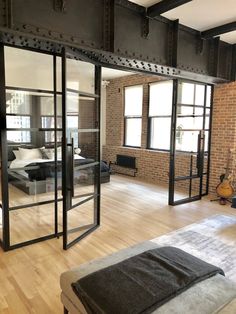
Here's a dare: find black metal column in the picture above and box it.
[61,47,68,250]
[94,65,101,226]
[168,79,178,205]
[53,54,59,237]
[0,44,10,250]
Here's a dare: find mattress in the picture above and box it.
[9,154,85,179]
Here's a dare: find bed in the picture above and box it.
[60,241,236,314]
[7,146,110,195]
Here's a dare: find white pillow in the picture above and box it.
[44,147,62,159]
[75,147,81,155]
[19,147,42,160]
[13,150,21,159]
[43,148,54,159]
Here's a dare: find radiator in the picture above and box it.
[116,155,136,169]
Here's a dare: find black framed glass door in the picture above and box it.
[169,80,212,205]
[62,48,101,249]
[0,44,62,250]
[0,44,101,251]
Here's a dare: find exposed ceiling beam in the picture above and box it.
[147,0,192,18]
[201,21,236,39]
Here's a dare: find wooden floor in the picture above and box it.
[1,175,236,313]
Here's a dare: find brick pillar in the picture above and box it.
[209,82,236,195]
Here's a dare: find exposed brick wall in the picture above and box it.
[79,99,98,159]
[209,82,236,194]
[103,74,170,186]
[103,145,170,184]
[102,74,236,197]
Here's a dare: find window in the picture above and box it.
[148,81,173,150]
[124,85,143,147]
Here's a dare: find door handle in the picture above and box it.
[197,131,204,176]
[63,137,74,199]
[70,137,74,198]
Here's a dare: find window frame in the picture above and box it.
[147,80,173,152]
[123,84,143,148]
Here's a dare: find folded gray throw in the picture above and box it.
[72,246,224,314]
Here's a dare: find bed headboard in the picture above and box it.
[7,144,18,161]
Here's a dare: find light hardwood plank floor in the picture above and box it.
[0,174,236,313]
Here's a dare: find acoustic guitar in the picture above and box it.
[216,149,234,199]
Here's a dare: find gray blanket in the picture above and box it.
[72,246,224,314]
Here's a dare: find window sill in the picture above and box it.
[123,145,141,149]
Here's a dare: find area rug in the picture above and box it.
[151,214,236,282]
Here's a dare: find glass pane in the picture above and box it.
[6,91,31,114]
[42,117,54,129]
[149,81,173,116]
[176,116,203,130]
[175,130,199,152]
[79,97,97,129]
[44,130,62,144]
[178,82,194,104]
[41,96,62,128]
[7,116,31,129]
[175,152,198,177]
[40,96,54,115]
[174,177,200,202]
[190,178,201,197]
[204,131,209,152]
[204,115,210,129]
[7,89,59,125]
[206,85,212,107]
[46,165,63,199]
[195,84,205,106]
[56,56,62,92]
[174,180,190,202]
[150,117,171,150]
[125,118,142,147]
[61,58,95,94]
[124,85,143,116]
[68,116,79,129]
[40,95,62,116]
[202,175,207,195]
[72,164,98,201]
[67,198,95,244]
[67,92,79,114]
[57,201,63,232]
[177,105,203,116]
[8,164,56,207]
[9,203,54,245]
[7,129,60,209]
[5,47,53,91]
[7,130,31,143]
[203,153,209,173]
[78,132,99,160]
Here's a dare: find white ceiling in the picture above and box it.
[129,0,236,44]
[102,67,134,80]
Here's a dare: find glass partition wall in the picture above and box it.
[169,80,212,205]
[0,45,101,250]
